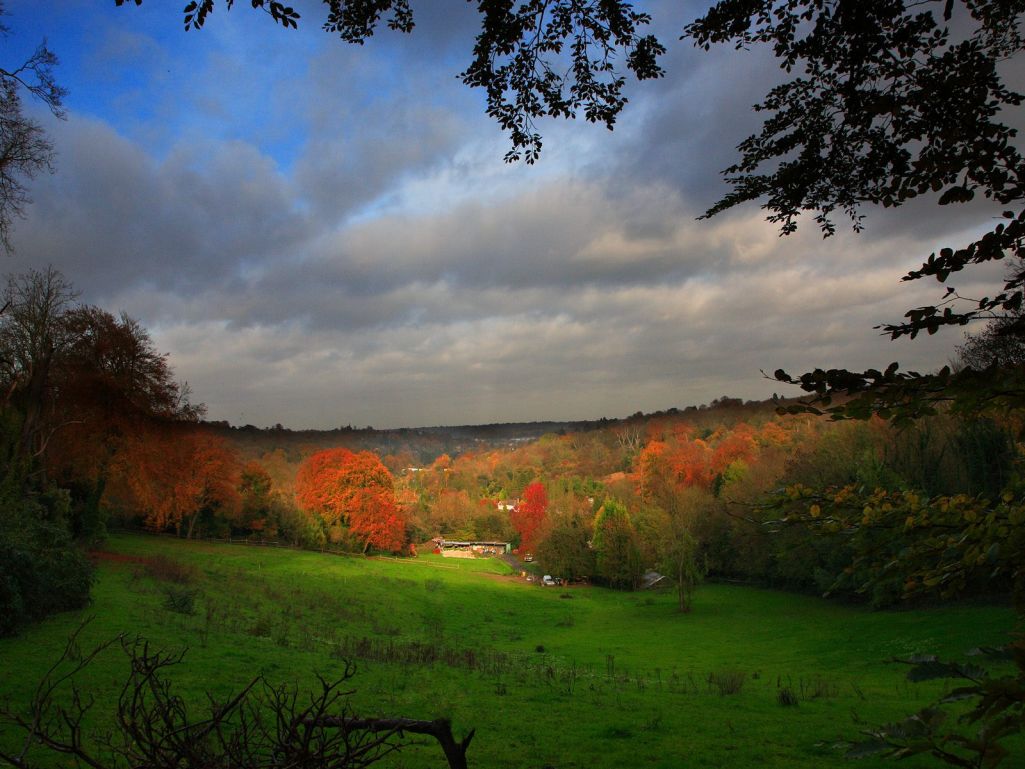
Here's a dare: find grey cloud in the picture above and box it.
[144,202,964,428]
[3,2,985,429]
[9,115,311,302]
[291,44,480,223]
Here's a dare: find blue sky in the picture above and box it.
[2,1,994,429]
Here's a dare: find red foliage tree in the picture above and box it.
[294,448,357,522]
[510,481,548,552]
[294,449,406,553]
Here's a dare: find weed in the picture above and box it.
[707,669,746,695]
[273,622,290,648]
[777,686,799,707]
[372,620,402,637]
[162,586,197,615]
[248,614,273,638]
[801,676,839,700]
[424,578,444,592]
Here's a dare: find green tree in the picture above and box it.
[591,498,641,589]
[656,487,712,613]
[535,510,595,581]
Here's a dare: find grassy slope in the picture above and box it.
[0,533,1017,769]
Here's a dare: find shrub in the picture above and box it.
[145,555,197,584]
[162,586,197,615]
[0,509,93,637]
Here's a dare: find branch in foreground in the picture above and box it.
[770,362,1025,426]
[308,717,475,769]
[0,625,475,769]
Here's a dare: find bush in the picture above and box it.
[0,477,93,637]
[0,520,93,636]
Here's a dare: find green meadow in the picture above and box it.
[0,533,1016,769]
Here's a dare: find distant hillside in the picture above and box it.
[203,395,791,466]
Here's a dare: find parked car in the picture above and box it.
[542,575,556,586]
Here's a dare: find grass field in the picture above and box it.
[0,533,1017,768]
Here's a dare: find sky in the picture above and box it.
[1,0,1007,429]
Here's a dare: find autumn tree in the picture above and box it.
[295,448,406,554]
[0,270,199,486]
[0,269,198,632]
[46,306,200,537]
[509,480,547,552]
[108,426,241,539]
[294,448,357,522]
[428,489,479,540]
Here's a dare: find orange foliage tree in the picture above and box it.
[638,437,715,497]
[108,427,240,538]
[294,448,406,553]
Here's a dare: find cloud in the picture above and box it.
[1,2,989,429]
[8,115,310,300]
